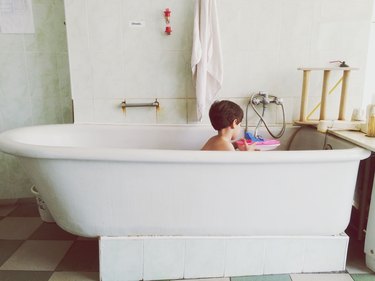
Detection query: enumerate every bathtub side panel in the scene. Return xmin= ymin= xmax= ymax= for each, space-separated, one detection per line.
xmin=20 ymin=157 xmax=360 ymax=237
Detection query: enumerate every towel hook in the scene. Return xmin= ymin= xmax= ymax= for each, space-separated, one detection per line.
xmin=164 ymin=8 xmax=172 ymax=35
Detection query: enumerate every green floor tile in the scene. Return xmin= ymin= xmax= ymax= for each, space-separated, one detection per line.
xmin=351 ymin=274 xmax=375 ymax=281
xmin=232 ymin=275 xmax=292 ymax=281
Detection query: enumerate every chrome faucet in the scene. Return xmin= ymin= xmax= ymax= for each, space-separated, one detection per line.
xmin=251 ymin=91 xmax=283 ymax=106
xmin=246 ymin=91 xmax=286 ymax=140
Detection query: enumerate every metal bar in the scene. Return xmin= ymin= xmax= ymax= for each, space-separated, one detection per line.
xmin=121 ymin=99 xmax=160 ymax=110
xmin=124 ymin=102 xmax=159 ymax=108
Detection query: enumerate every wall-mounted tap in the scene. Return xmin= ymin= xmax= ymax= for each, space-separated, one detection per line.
xmin=246 ymin=91 xmax=286 ymax=140
xmin=251 ymin=91 xmax=283 ymax=106
xmin=251 ymin=91 xmax=267 ymax=105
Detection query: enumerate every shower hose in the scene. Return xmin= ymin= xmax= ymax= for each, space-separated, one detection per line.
xmin=245 ymin=93 xmax=286 ymax=139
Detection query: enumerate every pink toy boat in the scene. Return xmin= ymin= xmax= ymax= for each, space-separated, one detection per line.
xmin=236 ymin=139 xmax=280 ymax=151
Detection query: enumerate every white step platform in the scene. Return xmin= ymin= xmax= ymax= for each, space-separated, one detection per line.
xmin=99 ymin=234 xmax=349 ymax=281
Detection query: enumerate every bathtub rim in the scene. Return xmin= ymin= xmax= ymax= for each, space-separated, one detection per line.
xmin=0 ymin=124 xmax=371 ymax=163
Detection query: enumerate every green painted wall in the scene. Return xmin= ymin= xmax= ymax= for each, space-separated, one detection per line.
xmin=0 ymin=0 xmax=72 ymax=198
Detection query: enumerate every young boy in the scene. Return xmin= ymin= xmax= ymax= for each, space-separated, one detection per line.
xmin=201 ymin=100 xmax=255 ymax=151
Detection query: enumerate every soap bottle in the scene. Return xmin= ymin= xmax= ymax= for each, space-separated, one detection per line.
xmin=367 ymin=105 xmax=375 ymax=137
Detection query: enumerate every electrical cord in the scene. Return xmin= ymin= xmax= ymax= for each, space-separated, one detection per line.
xmin=285 ymin=126 xmax=305 ymax=151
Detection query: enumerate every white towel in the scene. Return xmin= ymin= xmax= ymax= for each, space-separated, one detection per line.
xmin=191 ymin=0 xmax=223 ymax=122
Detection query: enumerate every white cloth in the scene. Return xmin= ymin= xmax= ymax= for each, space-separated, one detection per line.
xmin=191 ymin=0 xmax=223 ymax=122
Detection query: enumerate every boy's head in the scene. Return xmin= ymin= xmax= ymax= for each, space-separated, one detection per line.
xmin=209 ymin=100 xmax=244 ymax=131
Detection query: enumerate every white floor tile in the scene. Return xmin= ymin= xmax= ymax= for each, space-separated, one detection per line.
xmin=0 ymin=240 xmax=73 ymax=271
xmin=0 ymin=217 xmax=42 ymax=239
xmin=48 ymin=271 xmax=99 ymax=281
xmin=290 ymin=273 xmax=353 ymax=281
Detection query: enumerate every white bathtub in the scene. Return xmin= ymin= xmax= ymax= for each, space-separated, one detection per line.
xmin=0 ymin=124 xmax=369 ymax=236
xmin=0 ymin=124 xmax=370 ymax=279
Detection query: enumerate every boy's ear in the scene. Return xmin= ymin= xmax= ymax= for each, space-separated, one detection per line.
xmin=230 ymin=119 xmax=238 ymax=129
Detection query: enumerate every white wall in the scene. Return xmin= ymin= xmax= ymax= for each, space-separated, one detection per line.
xmin=64 ymin=0 xmax=374 ymax=125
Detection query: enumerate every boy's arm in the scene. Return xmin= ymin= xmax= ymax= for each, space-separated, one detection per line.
xmin=236 ymin=139 xmax=257 ymax=151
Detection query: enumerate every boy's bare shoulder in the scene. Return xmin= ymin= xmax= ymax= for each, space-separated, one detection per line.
xmin=201 ymin=136 xmax=235 ymax=151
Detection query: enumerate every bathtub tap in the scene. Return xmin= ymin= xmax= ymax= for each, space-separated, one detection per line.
xmin=246 ymin=91 xmax=286 ymax=139
xmin=251 ymin=91 xmax=283 ymax=106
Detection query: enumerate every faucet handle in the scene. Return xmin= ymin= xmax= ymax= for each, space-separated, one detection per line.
xmin=275 ymin=97 xmax=283 ymax=105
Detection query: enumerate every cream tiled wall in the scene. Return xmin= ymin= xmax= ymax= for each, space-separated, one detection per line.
xmin=0 ymin=0 xmax=72 ymax=198
xmin=363 ymin=9 xmax=375 ymax=105
xmin=65 ymin=0 xmax=374 ymax=125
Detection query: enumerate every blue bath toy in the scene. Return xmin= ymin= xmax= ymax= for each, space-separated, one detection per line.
xmin=245 ymin=132 xmax=264 ymax=142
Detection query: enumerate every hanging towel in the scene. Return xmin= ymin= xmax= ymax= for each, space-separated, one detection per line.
xmin=191 ymin=0 xmax=223 ymax=122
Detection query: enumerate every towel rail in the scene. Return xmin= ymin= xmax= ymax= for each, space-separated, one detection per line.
xmin=121 ymin=99 xmax=159 ymax=110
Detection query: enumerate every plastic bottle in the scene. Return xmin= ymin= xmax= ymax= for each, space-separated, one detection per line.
xmin=367 ymin=105 xmax=375 ymax=137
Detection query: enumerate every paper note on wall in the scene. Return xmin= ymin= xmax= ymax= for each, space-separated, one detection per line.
xmin=0 ymin=0 xmax=34 ymax=33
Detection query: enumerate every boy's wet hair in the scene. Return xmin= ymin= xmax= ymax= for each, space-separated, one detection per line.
xmin=209 ymin=100 xmax=244 ymax=130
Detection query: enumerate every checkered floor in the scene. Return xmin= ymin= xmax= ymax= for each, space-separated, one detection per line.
xmin=0 ymin=199 xmax=98 ymax=281
xmin=0 ymin=199 xmax=375 ymax=281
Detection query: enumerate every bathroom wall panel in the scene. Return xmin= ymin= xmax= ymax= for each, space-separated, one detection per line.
xmin=65 ymin=0 xmax=374 ymax=125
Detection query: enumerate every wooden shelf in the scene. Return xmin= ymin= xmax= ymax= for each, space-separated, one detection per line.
xmin=297 ymin=66 xmax=359 ymax=123
xmin=297 ymin=67 xmax=359 ymax=71
xmin=293 ymin=120 xmax=319 ymax=126
xmin=294 ymin=120 xmax=365 ymax=132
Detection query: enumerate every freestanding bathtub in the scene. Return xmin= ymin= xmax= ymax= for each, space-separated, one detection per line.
xmin=0 ymin=124 xmax=370 ymax=280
